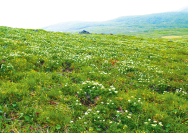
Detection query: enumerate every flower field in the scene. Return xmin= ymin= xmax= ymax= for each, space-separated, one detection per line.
xmin=0 ymin=26 xmax=187 ymax=132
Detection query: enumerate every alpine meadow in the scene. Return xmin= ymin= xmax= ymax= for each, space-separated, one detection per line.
xmin=0 ymin=24 xmax=187 ymax=132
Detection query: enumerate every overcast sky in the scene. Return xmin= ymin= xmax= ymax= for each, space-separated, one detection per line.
xmin=0 ymin=0 xmax=188 ymax=29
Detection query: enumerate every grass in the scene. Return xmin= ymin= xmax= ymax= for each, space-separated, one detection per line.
xmin=0 ymin=26 xmax=187 ymax=132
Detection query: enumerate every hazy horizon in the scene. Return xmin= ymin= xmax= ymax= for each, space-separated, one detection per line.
xmin=0 ymin=0 xmax=188 ymax=29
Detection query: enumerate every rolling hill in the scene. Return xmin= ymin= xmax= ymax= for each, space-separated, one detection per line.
xmin=42 ymin=11 xmax=188 ymax=35
xmin=178 ymin=6 xmax=188 ymax=12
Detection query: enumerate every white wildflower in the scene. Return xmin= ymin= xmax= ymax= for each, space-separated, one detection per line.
xmin=159 ymin=122 xmax=163 ymax=126
xmin=151 ymin=124 xmax=157 ymax=127
xmin=153 ymin=120 xmax=157 ymax=123
xmin=88 ymin=109 xmax=92 ymax=112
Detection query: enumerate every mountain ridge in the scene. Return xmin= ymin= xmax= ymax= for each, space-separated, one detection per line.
xmin=176 ymin=6 xmax=188 ymax=12
xmin=42 ymin=11 xmax=188 ymax=35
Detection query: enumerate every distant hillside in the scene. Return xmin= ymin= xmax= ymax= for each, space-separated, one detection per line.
xmin=178 ymin=7 xmax=188 ymax=12
xmin=42 ymin=12 xmax=188 ymax=35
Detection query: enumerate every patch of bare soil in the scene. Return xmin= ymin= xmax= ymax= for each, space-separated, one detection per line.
xmin=162 ymin=36 xmax=182 ymax=39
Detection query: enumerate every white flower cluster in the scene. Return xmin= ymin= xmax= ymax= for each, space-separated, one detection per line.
xmin=1 ymin=63 xmax=14 ymax=72
xmin=144 ymin=119 xmax=163 ymax=127
xmin=99 ymin=71 xmax=111 ymax=75
xmin=127 ymin=113 xmax=132 ymax=119
xmin=81 ymin=81 xmax=119 ymax=95
xmin=176 ymin=88 xmax=187 ymax=95
xmin=75 ymin=99 xmax=82 ymax=105
xmin=109 ymin=86 xmax=118 ymax=94
xmin=82 ymin=81 xmax=104 ymax=89
xmin=127 ymin=97 xmax=143 ymax=104
xmin=163 ymin=91 xmax=170 ymax=94
xmin=100 ymin=71 xmax=108 ymax=75
xmin=82 ymin=108 xmax=93 ymax=117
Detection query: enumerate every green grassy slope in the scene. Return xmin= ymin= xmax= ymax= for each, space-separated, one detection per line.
xmin=43 ymin=12 xmax=188 ymax=36
xmin=0 ymin=26 xmax=187 ymax=132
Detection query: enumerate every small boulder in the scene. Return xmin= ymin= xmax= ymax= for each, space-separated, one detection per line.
xmin=79 ymin=30 xmax=90 ymax=34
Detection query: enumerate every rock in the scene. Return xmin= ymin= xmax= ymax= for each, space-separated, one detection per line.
xmin=79 ymin=30 xmax=90 ymax=34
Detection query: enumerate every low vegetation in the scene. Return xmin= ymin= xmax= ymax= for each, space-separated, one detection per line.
xmin=0 ymin=26 xmax=187 ymax=132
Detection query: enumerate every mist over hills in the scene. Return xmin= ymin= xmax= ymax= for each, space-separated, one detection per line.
xmin=42 ymin=8 xmax=188 ymax=35
xmin=178 ymin=6 xmax=188 ymax=12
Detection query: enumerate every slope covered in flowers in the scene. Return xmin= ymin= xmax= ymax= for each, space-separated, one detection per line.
xmin=0 ymin=26 xmax=187 ymax=132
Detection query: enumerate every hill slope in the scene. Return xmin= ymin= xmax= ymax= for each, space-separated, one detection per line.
xmin=42 ymin=12 xmax=188 ymax=35
xmin=0 ymin=26 xmax=188 ymax=132
xmin=178 ymin=7 xmax=188 ymax=12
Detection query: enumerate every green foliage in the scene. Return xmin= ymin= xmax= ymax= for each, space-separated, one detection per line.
xmin=0 ymin=26 xmax=187 ymax=132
